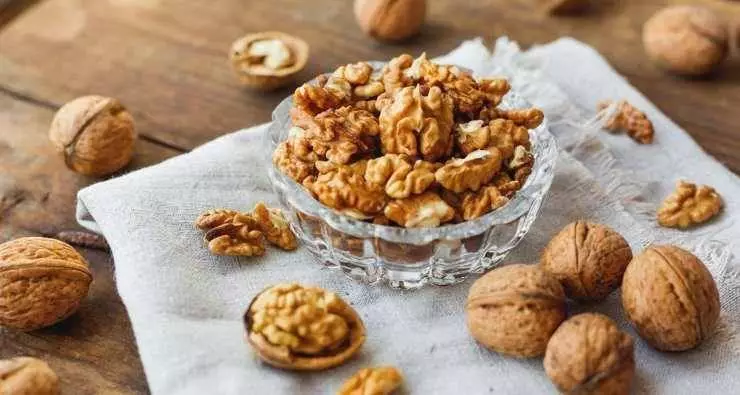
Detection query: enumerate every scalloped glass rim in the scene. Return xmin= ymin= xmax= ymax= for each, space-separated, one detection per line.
xmin=265 ymin=68 xmax=558 ymax=245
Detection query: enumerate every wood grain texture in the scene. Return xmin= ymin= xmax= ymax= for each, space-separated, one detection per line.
xmin=0 ymin=0 xmax=738 ymax=393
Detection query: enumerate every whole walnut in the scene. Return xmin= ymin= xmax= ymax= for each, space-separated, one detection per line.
xmin=354 ymin=0 xmax=426 ymax=42
xmin=465 ymin=264 xmax=566 ymax=358
xmin=621 ymin=245 xmax=720 ymax=351
xmin=49 ymin=95 xmax=137 ymax=176
xmin=643 ymin=5 xmax=729 ymax=76
xmin=0 ymin=357 xmax=59 ymax=395
xmin=541 ymin=221 xmax=633 ymax=301
xmin=0 ymin=237 xmax=93 ymax=331
xmin=544 ymin=313 xmax=635 ymax=395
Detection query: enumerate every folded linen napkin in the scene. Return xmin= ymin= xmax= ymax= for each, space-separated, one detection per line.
xmin=76 ymin=38 xmax=740 ymax=394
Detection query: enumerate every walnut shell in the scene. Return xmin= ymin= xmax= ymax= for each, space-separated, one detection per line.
xmin=643 ymin=5 xmax=729 ymax=76
xmin=0 ymin=357 xmax=60 ymax=395
xmin=49 ymin=95 xmax=137 ymax=177
xmin=541 ymin=221 xmax=633 ymax=301
xmin=229 ymin=31 xmax=309 ymax=91
xmin=465 ymin=264 xmax=567 ymax=358
xmin=244 ymin=283 xmax=365 ymax=370
xmin=621 ymin=245 xmax=720 ymax=351
xmin=0 ymin=237 xmax=93 ymax=331
xmin=544 ymin=313 xmax=635 ymax=395
xmin=354 ymin=0 xmax=426 ymax=42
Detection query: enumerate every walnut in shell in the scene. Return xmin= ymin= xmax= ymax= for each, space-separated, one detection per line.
xmin=244 ymin=283 xmax=365 ymax=370
xmin=621 ymin=245 xmax=720 ymax=351
xmin=0 ymin=357 xmax=59 ymax=395
xmin=544 ymin=313 xmax=635 ymax=395
xmin=230 ymin=31 xmax=309 ymax=90
xmin=0 ymin=237 xmax=92 ymax=331
xmin=541 ymin=221 xmax=633 ymax=301
xmin=49 ymin=95 xmax=136 ymax=176
xmin=465 ymin=264 xmax=566 ymax=358
xmin=354 ymin=0 xmax=426 ymax=42
xmin=339 ymin=366 xmax=403 ymax=395
xmin=643 ymin=5 xmax=729 ymax=76
xmin=657 ymin=180 xmax=722 ymax=229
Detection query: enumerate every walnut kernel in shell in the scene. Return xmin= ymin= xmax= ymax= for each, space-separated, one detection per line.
xmin=544 ymin=313 xmax=635 ymax=395
xmin=465 ymin=264 xmax=566 ymax=358
xmin=244 ymin=283 xmax=365 ymax=370
xmin=621 ymin=245 xmax=720 ymax=351
xmin=49 ymin=95 xmax=137 ymax=177
xmin=230 ymin=31 xmax=309 ymax=90
xmin=0 ymin=357 xmax=60 ymax=395
xmin=0 ymin=237 xmax=92 ymax=331
xmin=541 ymin=221 xmax=633 ymax=301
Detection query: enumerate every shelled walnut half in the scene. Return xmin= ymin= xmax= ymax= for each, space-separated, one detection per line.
xmin=244 ymin=283 xmax=366 ymax=370
xmin=657 ymin=181 xmax=722 ymax=229
xmin=598 ymin=100 xmax=654 ymax=144
xmin=0 ymin=357 xmax=59 ymax=395
xmin=230 ymin=31 xmax=309 ymax=90
xmin=339 ymin=366 xmax=404 ymax=395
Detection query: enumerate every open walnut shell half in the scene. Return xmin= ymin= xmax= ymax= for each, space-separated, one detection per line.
xmin=244 ymin=283 xmax=365 ymax=370
xmin=230 ymin=31 xmax=309 ymax=91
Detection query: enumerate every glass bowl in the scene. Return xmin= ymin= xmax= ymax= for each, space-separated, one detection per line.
xmin=265 ymin=73 xmax=558 ymax=289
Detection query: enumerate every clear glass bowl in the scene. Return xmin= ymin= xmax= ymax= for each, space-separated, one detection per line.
xmin=265 ymin=75 xmax=558 ymax=289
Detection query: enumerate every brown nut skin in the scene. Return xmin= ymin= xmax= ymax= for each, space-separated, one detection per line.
xmin=544 ymin=313 xmax=635 ymax=395
xmin=466 ymin=264 xmax=567 ymax=358
xmin=643 ymin=5 xmax=729 ymax=76
xmin=354 ymin=0 xmax=426 ymax=42
xmin=49 ymin=95 xmax=137 ymax=176
xmin=0 ymin=237 xmax=93 ymax=331
xmin=0 ymin=357 xmax=60 ymax=395
xmin=621 ymin=245 xmax=720 ymax=351
xmin=541 ymin=221 xmax=633 ymax=301
xmin=244 ymin=284 xmax=366 ymax=371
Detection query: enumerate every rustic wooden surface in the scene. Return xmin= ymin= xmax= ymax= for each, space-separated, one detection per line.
xmin=0 ymin=0 xmax=738 ymax=393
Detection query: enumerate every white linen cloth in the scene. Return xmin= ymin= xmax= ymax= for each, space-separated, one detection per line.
xmin=76 ymin=37 xmax=740 ymax=394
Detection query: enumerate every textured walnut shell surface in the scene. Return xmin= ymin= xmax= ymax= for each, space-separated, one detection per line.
xmin=621 ymin=245 xmax=720 ymax=351
xmin=466 ymin=264 xmax=566 ymax=358
xmin=643 ymin=5 xmax=729 ymax=76
xmin=354 ymin=0 xmax=426 ymax=42
xmin=229 ymin=31 xmax=309 ymax=91
xmin=0 ymin=237 xmax=92 ymax=331
xmin=544 ymin=313 xmax=635 ymax=395
xmin=49 ymin=95 xmax=136 ymax=176
xmin=0 ymin=357 xmax=60 ymax=395
xmin=541 ymin=221 xmax=633 ymax=301
xmin=243 ymin=287 xmax=366 ymax=370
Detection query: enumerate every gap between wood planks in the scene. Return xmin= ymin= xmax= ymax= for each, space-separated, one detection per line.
xmin=0 ymin=84 xmax=189 ymax=153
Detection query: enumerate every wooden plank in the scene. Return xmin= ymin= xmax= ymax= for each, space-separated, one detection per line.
xmin=0 ymin=0 xmax=738 ymax=169
xmin=0 ymin=92 xmax=180 ymax=394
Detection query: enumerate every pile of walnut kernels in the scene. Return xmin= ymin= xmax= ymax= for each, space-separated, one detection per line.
xmin=272 ymin=53 xmax=544 ymax=228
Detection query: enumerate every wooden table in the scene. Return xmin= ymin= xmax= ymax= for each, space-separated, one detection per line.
xmin=0 ymin=0 xmax=738 ymax=393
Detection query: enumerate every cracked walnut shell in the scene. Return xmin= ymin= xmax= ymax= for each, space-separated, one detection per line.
xmin=466 ymin=264 xmax=566 ymax=358
xmin=541 ymin=221 xmax=633 ymax=301
xmin=384 ymin=191 xmax=455 ymax=228
xmin=544 ymin=313 xmax=635 ymax=395
xmin=49 ymin=95 xmax=137 ymax=177
xmin=0 ymin=357 xmax=60 ymax=395
xmin=244 ymin=283 xmax=365 ymax=370
xmin=230 ymin=31 xmax=309 ymax=90
xmin=621 ymin=245 xmax=720 ymax=351
xmin=657 ymin=181 xmax=722 ymax=229
xmin=0 ymin=237 xmax=92 ymax=331
xmin=339 ymin=366 xmax=403 ymax=395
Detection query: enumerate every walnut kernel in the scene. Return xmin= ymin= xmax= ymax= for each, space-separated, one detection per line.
xmin=196 ymin=209 xmax=266 ymax=257
xmin=252 ymin=202 xmax=298 ymax=251
xmin=466 ymin=264 xmax=566 ymax=357
xmin=230 ymin=31 xmax=309 ymax=90
xmin=435 ymin=148 xmax=502 ymax=193
xmin=339 ymin=366 xmax=403 ymax=395
xmin=0 ymin=237 xmax=92 ymax=331
xmin=245 ymin=283 xmax=365 ymax=370
xmin=621 ymin=245 xmax=720 ymax=351
xmin=49 ymin=95 xmax=136 ymax=176
xmin=657 ymin=181 xmax=722 ymax=229
xmin=384 ymin=191 xmax=455 ymax=228
xmin=0 ymin=357 xmax=59 ymax=395
xmin=598 ymin=100 xmax=654 ymax=144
